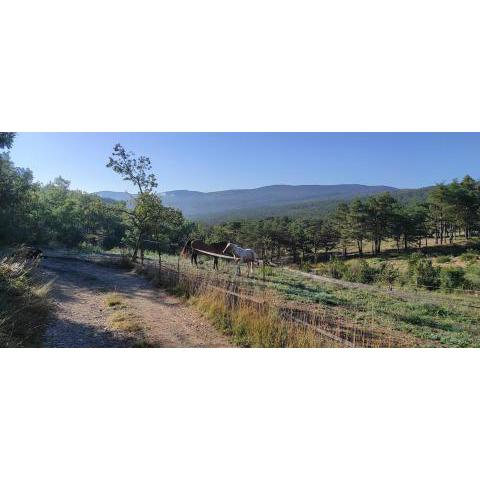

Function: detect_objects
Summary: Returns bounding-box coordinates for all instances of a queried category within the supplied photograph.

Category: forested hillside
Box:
[97,184,432,222]
[97,184,399,221]
[192,186,434,222]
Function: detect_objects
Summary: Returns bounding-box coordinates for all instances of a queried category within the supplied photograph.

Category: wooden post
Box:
[262,260,266,282]
[177,255,180,283]
[158,246,162,282]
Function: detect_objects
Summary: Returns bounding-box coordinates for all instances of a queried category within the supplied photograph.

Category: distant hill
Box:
[96,191,136,208]
[95,184,425,222]
[95,191,134,202]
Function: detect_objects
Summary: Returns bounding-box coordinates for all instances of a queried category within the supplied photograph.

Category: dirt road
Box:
[40,256,230,348]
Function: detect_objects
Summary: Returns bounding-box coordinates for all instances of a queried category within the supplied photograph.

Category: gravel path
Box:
[40,256,230,348]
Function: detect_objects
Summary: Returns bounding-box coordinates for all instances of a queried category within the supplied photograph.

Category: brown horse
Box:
[181,240,230,270]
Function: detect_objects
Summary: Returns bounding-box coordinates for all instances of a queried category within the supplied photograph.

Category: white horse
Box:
[223,242,258,276]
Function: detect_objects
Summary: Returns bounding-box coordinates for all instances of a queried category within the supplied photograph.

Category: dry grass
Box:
[0,256,52,347]
[104,292,126,308]
[107,311,143,333]
[190,287,322,348]
[103,293,144,336]
[133,261,331,348]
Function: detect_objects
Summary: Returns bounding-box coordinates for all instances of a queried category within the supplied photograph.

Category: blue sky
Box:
[9,133,480,193]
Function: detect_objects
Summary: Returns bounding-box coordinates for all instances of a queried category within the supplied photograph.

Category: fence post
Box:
[177,255,181,284]
[158,249,162,283]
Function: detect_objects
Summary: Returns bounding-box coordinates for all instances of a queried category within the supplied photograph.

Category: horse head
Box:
[222,242,232,255]
[181,240,193,257]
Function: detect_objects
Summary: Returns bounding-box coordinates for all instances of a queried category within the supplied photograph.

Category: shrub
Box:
[439,267,467,291]
[327,258,347,279]
[436,255,451,264]
[342,259,376,284]
[459,250,478,263]
[408,253,440,289]
[465,265,480,289]
[0,257,51,347]
[377,262,400,287]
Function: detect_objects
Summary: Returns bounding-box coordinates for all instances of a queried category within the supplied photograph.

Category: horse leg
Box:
[214,257,218,271]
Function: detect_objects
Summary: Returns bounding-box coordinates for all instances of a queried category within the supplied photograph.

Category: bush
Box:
[440,267,467,291]
[408,253,440,289]
[0,257,51,347]
[377,262,400,287]
[465,265,480,290]
[459,250,478,263]
[342,259,376,284]
[436,255,451,264]
[327,258,347,279]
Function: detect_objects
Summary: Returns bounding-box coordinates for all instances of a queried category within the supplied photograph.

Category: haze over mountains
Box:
[96,184,431,223]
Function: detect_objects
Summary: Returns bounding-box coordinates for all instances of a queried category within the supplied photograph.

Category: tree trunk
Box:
[357,240,363,256]
[132,233,142,262]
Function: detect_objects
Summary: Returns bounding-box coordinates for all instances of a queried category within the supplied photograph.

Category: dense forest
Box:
[2,132,480,266]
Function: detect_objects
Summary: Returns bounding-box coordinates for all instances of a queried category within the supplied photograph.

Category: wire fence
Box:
[133,257,412,348]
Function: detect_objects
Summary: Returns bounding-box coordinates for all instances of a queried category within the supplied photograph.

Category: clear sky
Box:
[9,132,480,193]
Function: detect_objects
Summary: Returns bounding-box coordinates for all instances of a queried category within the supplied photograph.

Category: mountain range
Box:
[95,184,431,223]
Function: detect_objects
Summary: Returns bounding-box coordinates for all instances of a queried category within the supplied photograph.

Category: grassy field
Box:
[140,249,480,348]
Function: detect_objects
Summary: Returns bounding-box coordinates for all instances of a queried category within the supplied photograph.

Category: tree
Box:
[364,193,398,255]
[107,144,158,194]
[107,144,160,260]
[317,220,339,259]
[140,194,186,267]
[288,219,308,263]
[305,219,325,264]
[348,199,368,255]
[0,142,37,244]
[332,202,351,258]
[449,176,479,239]
[0,132,16,150]
[427,184,456,244]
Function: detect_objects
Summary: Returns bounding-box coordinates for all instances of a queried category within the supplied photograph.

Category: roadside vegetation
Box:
[129,253,480,348]
[0,256,51,347]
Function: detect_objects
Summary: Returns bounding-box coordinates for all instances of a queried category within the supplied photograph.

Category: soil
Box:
[39,255,231,348]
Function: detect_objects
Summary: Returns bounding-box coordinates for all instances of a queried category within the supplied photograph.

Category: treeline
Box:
[0,147,128,249]
[0,136,192,257]
[198,176,480,263]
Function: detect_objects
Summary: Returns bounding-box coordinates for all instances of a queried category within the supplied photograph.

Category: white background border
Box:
[2,1,480,479]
